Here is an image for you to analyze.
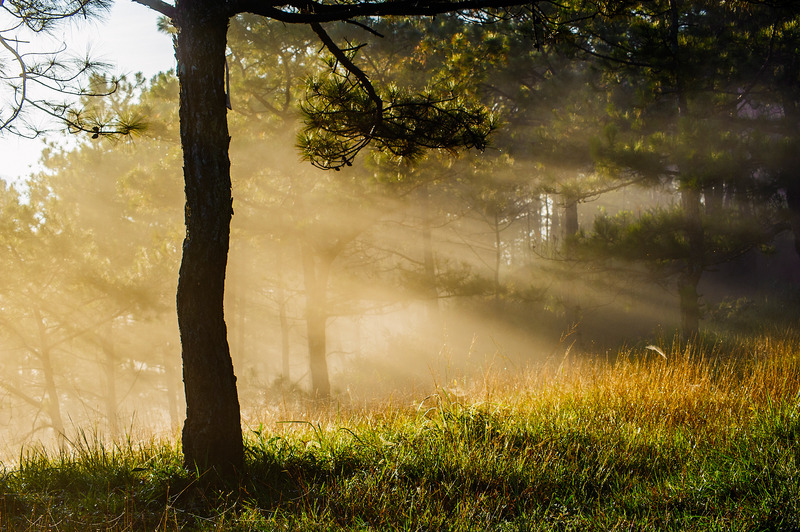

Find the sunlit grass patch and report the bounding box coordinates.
[2,332,800,530]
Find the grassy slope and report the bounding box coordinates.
[2,335,800,530]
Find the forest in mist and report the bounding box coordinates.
[2,2,800,459]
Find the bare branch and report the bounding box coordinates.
[0,32,27,130]
[0,381,43,410]
[131,0,176,19]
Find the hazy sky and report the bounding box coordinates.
[0,1,175,183]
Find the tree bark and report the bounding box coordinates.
[175,2,243,477]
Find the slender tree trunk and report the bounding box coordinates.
[101,327,119,441]
[782,97,800,256]
[563,194,579,261]
[703,185,723,216]
[34,309,66,442]
[786,180,800,258]
[277,251,291,381]
[525,197,533,262]
[563,195,579,238]
[420,185,443,353]
[782,101,800,258]
[493,211,502,303]
[175,3,243,477]
[671,0,703,341]
[542,194,550,242]
[40,347,66,442]
[301,243,332,397]
[549,195,560,249]
[420,185,439,319]
[680,186,704,340]
[529,193,542,259]
[279,290,291,381]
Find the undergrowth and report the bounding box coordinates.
[2,333,800,530]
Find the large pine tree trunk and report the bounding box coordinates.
[175,2,243,477]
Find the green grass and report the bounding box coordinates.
[2,334,800,530]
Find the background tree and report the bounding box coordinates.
[565,0,793,338]
[0,72,186,448]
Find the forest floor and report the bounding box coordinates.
[2,331,800,530]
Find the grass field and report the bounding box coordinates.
[2,333,800,530]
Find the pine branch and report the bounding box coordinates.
[310,21,383,130]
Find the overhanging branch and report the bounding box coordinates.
[231,0,533,23]
[131,0,176,19]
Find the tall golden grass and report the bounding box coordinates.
[3,332,799,530]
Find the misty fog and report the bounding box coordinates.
[1,10,799,461]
